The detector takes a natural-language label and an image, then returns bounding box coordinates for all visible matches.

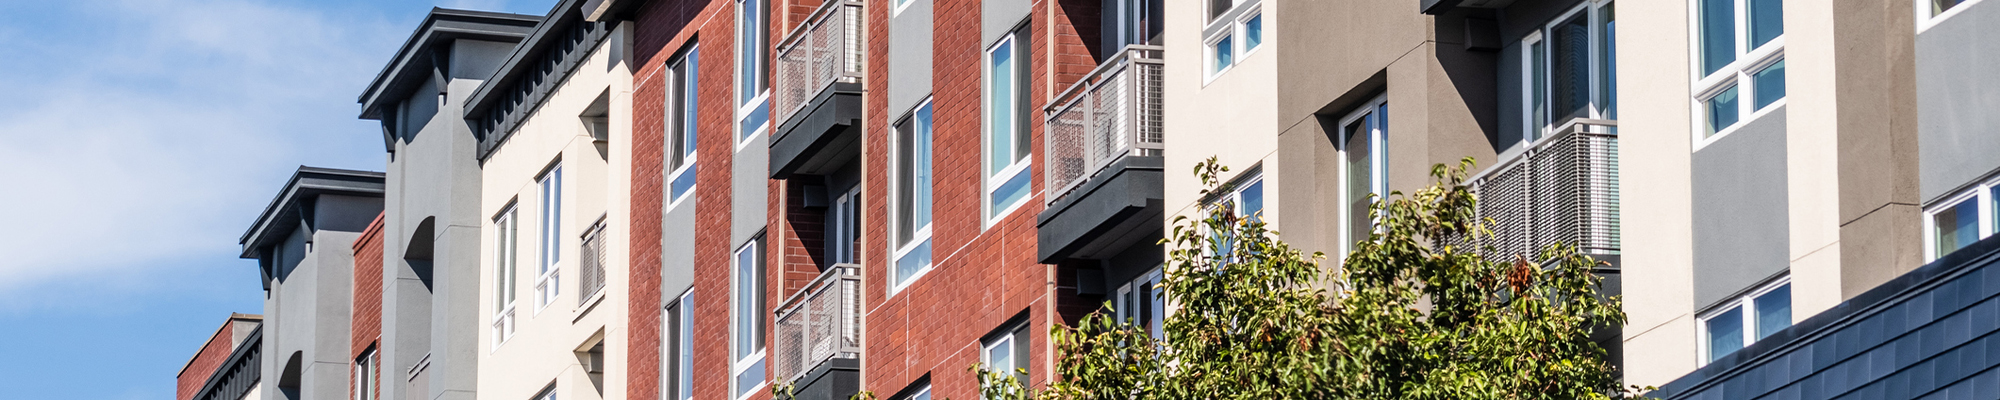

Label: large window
[830,188,862,266]
[1340,97,1388,255]
[1520,1,1615,143]
[1692,0,1783,145]
[737,0,772,146]
[981,323,1031,399]
[1700,278,1791,364]
[1113,268,1166,340]
[537,165,564,310]
[1926,179,2000,261]
[732,238,767,399]
[664,291,695,400]
[354,348,378,400]
[892,100,936,292]
[667,46,701,204]
[493,207,519,347]
[985,31,1033,224]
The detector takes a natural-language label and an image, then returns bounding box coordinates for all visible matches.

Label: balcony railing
[1444,119,1619,260]
[775,0,863,125]
[579,217,608,306]
[1044,45,1164,206]
[773,264,862,385]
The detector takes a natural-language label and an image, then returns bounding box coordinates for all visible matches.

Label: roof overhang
[582,0,640,22]
[237,167,386,259]
[460,0,591,146]
[357,8,541,150]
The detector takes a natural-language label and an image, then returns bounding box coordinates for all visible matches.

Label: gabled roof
[357,8,542,122]
[238,167,386,259]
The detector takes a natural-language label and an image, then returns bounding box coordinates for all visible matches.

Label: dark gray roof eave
[459,0,590,123]
[356,8,543,121]
[237,167,386,259]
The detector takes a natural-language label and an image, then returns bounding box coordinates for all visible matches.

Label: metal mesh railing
[773,264,862,385]
[579,219,608,305]
[1045,45,1165,206]
[775,0,864,125]
[1441,119,1619,260]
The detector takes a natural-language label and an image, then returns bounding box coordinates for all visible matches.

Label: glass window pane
[1935,198,1980,258]
[1244,14,1263,50]
[990,169,1032,217]
[1346,117,1372,246]
[895,239,931,287]
[914,105,934,229]
[679,295,695,400]
[987,337,1014,372]
[1530,38,1547,140]
[1699,0,1736,76]
[683,50,701,159]
[1749,0,1783,49]
[735,357,765,397]
[1240,180,1264,223]
[1213,36,1233,73]
[1754,284,1791,340]
[987,39,1016,177]
[1706,306,1745,362]
[1599,3,1616,120]
[1935,0,1966,16]
[1753,59,1786,109]
[1551,14,1591,123]
[738,0,763,102]
[895,119,915,245]
[1705,85,1740,137]
[671,165,697,201]
[1208,0,1230,21]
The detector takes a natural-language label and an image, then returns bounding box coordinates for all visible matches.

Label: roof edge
[238,167,386,258]
[357,7,542,120]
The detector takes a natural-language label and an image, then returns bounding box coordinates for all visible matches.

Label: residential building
[237,166,385,400]
[461,1,634,399]
[356,9,539,400]
[178,314,263,400]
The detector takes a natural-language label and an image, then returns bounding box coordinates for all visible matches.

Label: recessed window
[1693,0,1783,144]
[667,46,701,204]
[354,348,378,400]
[1700,279,1791,364]
[664,291,695,400]
[534,384,558,400]
[902,385,933,400]
[1209,35,1234,74]
[536,165,564,310]
[1519,2,1615,144]
[737,0,772,145]
[830,188,862,266]
[981,323,1031,397]
[732,238,767,399]
[1926,181,2000,261]
[1113,268,1166,340]
[985,31,1033,224]
[892,100,936,292]
[1340,96,1389,255]
[492,207,519,347]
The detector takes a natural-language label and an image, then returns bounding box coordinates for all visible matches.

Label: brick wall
[350,212,385,400]
[176,321,236,400]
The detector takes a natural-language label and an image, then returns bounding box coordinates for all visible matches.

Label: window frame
[1696,277,1791,365]
[1518,1,1616,144]
[1924,178,2000,261]
[830,187,862,266]
[983,31,1034,227]
[890,99,937,295]
[730,237,768,400]
[492,205,520,349]
[1688,0,1784,150]
[1201,3,1264,84]
[354,347,378,400]
[1113,267,1167,340]
[667,45,701,208]
[663,290,695,400]
[901,385,933,400]
[980,323,1030,398]
[534,384,558,400]
[735,0,773,149]
[536,164,565,312]
[1916,0,1980,33]
[1337,95,1389,257]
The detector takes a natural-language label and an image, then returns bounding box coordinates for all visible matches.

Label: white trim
[1518,2,1616,145]
[666,47,700,208]
[893,0,920,18]
[1688,0,1785,148]
[729,238,767,400]
[1235,5,1265,58]
[889,98,936,296]
[535,165,565,313]
[1336,94,1390,257]
[735,91,772,150]
[1696,276,1791,365]
[983,34,1033,228]
[1917,0,1981,33]
[1923,178,2000,261]
[1201,30,1235,85]
[735,0,770,150]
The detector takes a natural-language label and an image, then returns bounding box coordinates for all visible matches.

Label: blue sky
[0,0,550,398]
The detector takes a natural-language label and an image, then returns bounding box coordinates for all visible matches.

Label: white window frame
[984,33,1034,227]
[1338,95,1389,257]
[536,165,565,312]
[981,326,1025,398]
[893,0,919,17]
[1696,277,1791,365]
[534,384,558,400]
[1204,31,1235,83]
[902,385,933,400]
[1205,0,1245,24]
[663,290,695,400]
[667,45,701,209]
[1113,267,1167,340]
[831,187,862,265]
[1517,1,1615,144]
[1688,0,1785,150]
[1917,0,1981,33]
[891,99,937,295]
[492,206,519,349]
[1201,0,1262,84]
[736,0,772,149]
[731,238,768,400]
[1924,178,2000,261]
[354,348,378,400]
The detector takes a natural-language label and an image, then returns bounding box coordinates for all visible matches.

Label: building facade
[178,314,263,400]
[237,167,385,400]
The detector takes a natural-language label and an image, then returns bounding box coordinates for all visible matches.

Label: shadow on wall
[407,216,437,291]
[279,351,303,400]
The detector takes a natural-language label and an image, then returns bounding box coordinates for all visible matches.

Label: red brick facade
[177,319,237,400]
[351,212,386,400]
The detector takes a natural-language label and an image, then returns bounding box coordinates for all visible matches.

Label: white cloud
[0,0,402,304]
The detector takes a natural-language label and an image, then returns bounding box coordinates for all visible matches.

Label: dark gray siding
[1692,106,1791,308]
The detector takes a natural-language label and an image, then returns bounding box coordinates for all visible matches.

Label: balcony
[1036,45,1165,264]
[1443,119,1619,265]
[769,0,864,179]
[772,264,861,400]
[579,217,608,306]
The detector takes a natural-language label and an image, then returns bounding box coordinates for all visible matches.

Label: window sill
[573,290,608,323]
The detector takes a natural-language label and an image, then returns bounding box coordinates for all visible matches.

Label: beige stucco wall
[1162,0,1282,232]
[1616,0,1699,388]
[476,25,631,400]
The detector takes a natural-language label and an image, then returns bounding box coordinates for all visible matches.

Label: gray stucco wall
[662,193,698,304]
[888,0,933,116]
[982,0,1029,46]
[735,134,771,246]
[263,201,372,400]
[1916,0,2000,203]
[1692,106,1792,308]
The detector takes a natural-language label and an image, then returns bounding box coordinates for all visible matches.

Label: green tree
[1022,157,1630,400]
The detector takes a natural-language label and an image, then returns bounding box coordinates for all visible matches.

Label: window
[1919,0,1979,31]
[1112,268,1166,340]
[1700,278,1790,364]
[665,291,695,400]
[1925,179,2000,261]
[982,323,1031,397]
[985,32,1033,224]
[892,100,936,292]
[493,207,519,347]
[534,385,558,400]
[667,46,701,204]
[1206,0,1240,22]
[829,188,862,266]
[1693,0,1783,145]
[1207,172,1263,257]
[1203,5,1263,81]
[1340,97,1388,255]
[537,165,564,310]
[1519,2,1615,143]
[903,385,933,400]
[732,238,767,399]
[737,0,772,146]
[1105,0,1158,51]
[354,348,378,400]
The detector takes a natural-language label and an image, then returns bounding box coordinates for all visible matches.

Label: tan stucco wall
[1617,0,1699,388]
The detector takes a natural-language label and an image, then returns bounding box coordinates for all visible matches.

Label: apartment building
[178,314,263,400]
[237,167,385,400]
[456,1,637,400]
[356,9,539,400]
